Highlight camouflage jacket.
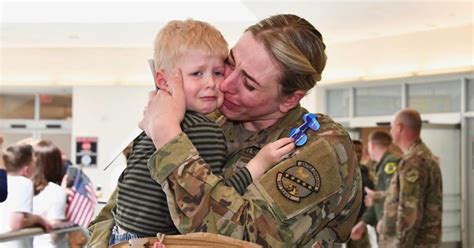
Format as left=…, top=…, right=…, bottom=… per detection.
left=147, top=106, right=362, bottom=247
left=361, top=152, right=399, bottom=226
left=380, top=139, right=442, bottom=247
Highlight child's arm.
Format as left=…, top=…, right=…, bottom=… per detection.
left=246, top=137, right=295, bottom=181
left=10, top=212, right=52, bottom=231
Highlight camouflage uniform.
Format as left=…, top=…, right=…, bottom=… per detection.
left=147, top=106, right=362, bottom=247
left=361, top=152, right=399, bottom=226
left=380, top=139, right=442, bottom=247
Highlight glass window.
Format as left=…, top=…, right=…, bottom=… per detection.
left=468, top=78, right=474, bottom=112
left=0, top=94, right=35, bottom=119
left=326, top=89, right=350, bottom=118
left=355, top=85, right=401, bottom=116
left=468, top=118, right=474, bottom=246
left=39, top=94, right=72, bottom=120
left=408, top=80, right=461, bottom=113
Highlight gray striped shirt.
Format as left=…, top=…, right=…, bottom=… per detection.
left=114, top=111, right=228, bottom=236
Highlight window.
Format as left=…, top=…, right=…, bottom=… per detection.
left=40, top=94, right=72, bottom=120
left=0, top=94, right=35, bottom=119
left=355, top=85, right=401, bottom=116
left=408, top=80, right=461, bottom=113
left=468, top=78, right=474, bottom=112
left=326, top=89, right=350, bottom=118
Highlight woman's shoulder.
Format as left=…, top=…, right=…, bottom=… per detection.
left=312, top=113, right=349, bottom=138
left=43, top=182, right=67, bottom=197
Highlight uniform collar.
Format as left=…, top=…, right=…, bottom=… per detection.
left=223, top=105, right=306, bottom=147
left=406, top=138, right=422, bottom=155
left=376, top=151, right=391, bottom=170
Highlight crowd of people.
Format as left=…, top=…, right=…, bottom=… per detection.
left=0, top=137, right=90, bottom=248
left=0, top=13, right=443, bottom=248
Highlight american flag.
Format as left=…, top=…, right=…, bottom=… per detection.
left=66, top=170, right=97, bottom=227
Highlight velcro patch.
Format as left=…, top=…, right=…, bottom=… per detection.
left=384, top=162, right=397, bottom=175
left=405, top=168, right=419, bottom=183
left=254, top=138, right=343, bottom=220
left=276, top=160, right=321, bottom=202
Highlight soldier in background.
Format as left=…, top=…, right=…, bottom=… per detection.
left=351, top=131, right=399, bottom=243
left=347, top=140, right=374, bottom=248
left=378, top=108, right=442, bottom=247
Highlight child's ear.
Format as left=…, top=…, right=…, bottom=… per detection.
left=155, top=70, right=169, bottom=91
left=20, top=165, right=30, bottom=178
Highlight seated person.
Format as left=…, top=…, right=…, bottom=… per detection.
left=32, top=140, right=69, bottom=248
left=0, top=144, right=51, bottom=248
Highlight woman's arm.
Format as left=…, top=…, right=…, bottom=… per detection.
left=146, top=133, right=359, bottom=247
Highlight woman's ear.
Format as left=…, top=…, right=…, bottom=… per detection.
left=155, top=70, right=169, bottom=91
left=279, top=90, right=306, bottom=113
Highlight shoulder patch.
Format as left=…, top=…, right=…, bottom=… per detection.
left=384, top=162, right=397, bottom=175
left=405, top=168, right=419, bottom=183
left=276, top=160, right=321, bottom=202
left=253, top=138, right=343, bottom=220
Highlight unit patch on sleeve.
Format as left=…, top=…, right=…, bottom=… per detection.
left=384, top=162, right=397, bottom=175
left=276, top=160, right=321, bottom=202
left=405, top=168, right=420, bottom=183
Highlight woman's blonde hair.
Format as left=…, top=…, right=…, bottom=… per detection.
left=246, top=14, right=327, bottom=96
left=153, top=19, right=229, bottom=72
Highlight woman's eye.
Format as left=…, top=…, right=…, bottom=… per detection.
left=243, top=79, right=255, bottom=91
left=191, top=71, right=203, bottom=76
left=225, top=58, right=235, bottom=69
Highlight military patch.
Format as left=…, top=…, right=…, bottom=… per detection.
left=405, top=168, right=419, bottom=183
left=276, top=160, right=321, bottom=202
left=384, top=162, right=397, bottom=175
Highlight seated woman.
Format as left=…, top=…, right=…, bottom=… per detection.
left=32, top=140, right=68, bottom=248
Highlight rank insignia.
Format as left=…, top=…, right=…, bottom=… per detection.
left=384, top=162, right=397, bottom=175
left=405, top=168, right=419, bottom=183
left=276, top=160, right=321, bottom=202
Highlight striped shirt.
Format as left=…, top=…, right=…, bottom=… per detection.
left=114, top=111, right=228, bottom=236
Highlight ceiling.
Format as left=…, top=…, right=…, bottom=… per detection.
left=1, top=0, right=473, bottom=48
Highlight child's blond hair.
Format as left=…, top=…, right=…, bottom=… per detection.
left=153, top=19, right=228, bottom=72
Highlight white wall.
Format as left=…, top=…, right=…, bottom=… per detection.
left=421, top=125, right=462, bottom=242
left=1, top=25, right=472, bottom=88
left=324, top=25, right=473, bottom=82
left=72, top=86, right=150, bottom=199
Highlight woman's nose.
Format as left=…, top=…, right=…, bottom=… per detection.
left=220, top=69, right=239, bottom=94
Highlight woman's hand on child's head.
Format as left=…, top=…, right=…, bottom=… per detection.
left=139, top=69, right=186, bottom=150
left=246, top=137, right=295, bottom=181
